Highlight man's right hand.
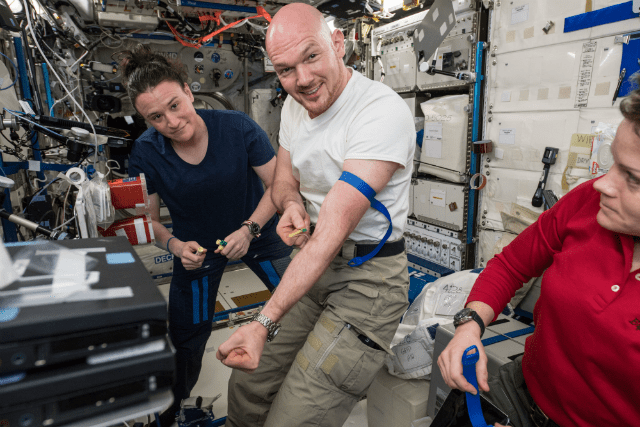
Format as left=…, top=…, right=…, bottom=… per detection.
left=171, top=239, right=206, bottom=270
left=276, top=202, right=311, bottom=248
left=436, top=321, right=490, bottom=395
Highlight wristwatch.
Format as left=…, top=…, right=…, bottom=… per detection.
left=252, top=312, right=281, bottom=342
left=453, top=308, right=485, bottom=338
left=241, top=220, right=261, bottom=238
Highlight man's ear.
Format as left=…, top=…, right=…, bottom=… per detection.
left=331, top=28, right=346, bottom=58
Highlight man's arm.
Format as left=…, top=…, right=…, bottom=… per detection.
left=271, top=146, right=303, bottom=213
left=263, top=158, right=401, bottom=322
left=217, top=158, right=403, bottom=371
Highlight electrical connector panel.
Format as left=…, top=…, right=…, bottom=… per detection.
left=405, top=219, right=464, bottom=272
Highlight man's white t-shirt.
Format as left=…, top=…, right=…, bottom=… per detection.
left=279, top=70, right=416, bottom=243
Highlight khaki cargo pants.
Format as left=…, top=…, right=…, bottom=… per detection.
left=226, top=241, right=409, bottom=427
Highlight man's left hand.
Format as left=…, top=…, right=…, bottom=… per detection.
left=215, top=227, right=253, bottom=260
left=216, top=321, right=268, bottom=373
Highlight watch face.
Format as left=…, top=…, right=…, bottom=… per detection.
left=454, top=308, right=472, bottom=322
left=250, top=223, right=260, bottom=234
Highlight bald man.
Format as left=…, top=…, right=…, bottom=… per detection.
left=217, top=4, right=416, bottom=426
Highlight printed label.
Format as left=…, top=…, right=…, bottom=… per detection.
left=511, top=4, right=529, bottom=25
left=574, top=42, right=597, bottom=108
left=499, top=128, right=516, bottom=145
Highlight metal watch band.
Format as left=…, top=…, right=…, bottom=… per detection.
left=253, top=313, right=280, bottom=342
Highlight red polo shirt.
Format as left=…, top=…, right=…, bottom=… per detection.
left=468, top=179, right=640, bottom=427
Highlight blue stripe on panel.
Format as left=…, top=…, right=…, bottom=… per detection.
left=192, top=279, right=200, bottom=324
left=259, top=261, right=281, bottom=286
left=203, top=276, right=209, bottom=322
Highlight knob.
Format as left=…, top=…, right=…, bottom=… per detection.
left=211, top=69, right=222, bottom=87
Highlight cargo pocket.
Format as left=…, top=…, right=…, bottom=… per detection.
left=318, top=328, right=386, bottom=398
left=371, top=286, right=409, bottom=318
left=342, top=282, right=379, bottom=316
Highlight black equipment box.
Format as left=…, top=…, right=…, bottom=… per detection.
left=0, top=237, right=168, bottom=373
left=0, top=338, right=175, bottom=427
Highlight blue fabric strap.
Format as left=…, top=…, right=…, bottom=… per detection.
left=338, top=171, right=393, bottom=267
left=462, top=345, right=490, bottom=427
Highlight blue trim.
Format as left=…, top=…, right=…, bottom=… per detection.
left=13, top=38, right=32, bottom=108
left=41, top=64, right=54, bottom=113
left=619, top=37, right=640, bottom=98
left=259, top=260, right=281, bottom=287
left=513, top=307, right=534, bottom=320
left=1, top=161, right=88, bottom=176
left=481, top=326, right=535, bottom=346
left=468, top=42, right=486, bottom=245
left=0, top=372, right=25, bottom=385
left=192, top=279, right=200, bottom=324
left=124, top=33, right=231, bottom=45
left=106, top=252, right=135, bottom=264
left=0, top=307, right=19, bottom=322
left=212, top=302, right=264, bottom=323
left=178, top=1, right=257, bottom=13
left=407, top=254, right=455, bottom=277
left=0, top=156, right=18, bottom=242
left=13, top=38, right=46, bottom=187
left=564, top=1, right=637, bottom=33
left=211, top=417, right=227, bottom=426
left=4, top=241, right=46, bottom=246
left=202, top=275, right=209, bottom=322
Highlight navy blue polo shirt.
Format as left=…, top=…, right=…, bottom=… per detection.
left=128, top=109, right=275, bottom=252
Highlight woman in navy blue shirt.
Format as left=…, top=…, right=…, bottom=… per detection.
left=121, top=45, right=292, bottom=427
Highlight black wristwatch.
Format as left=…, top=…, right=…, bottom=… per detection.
left=241, top=220, right=261, bottom=238
left=453, top=308, right=485, bottom=338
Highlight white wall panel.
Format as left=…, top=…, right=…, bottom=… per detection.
left=477, top=229, right=511, bottom=267
left=488, top=36, right=623, bottom=113
left=492, top=0, right=635, bottom=54
left=485, top=111, right=580, bottom=172
left=577, top=108, right=623, bottom=134
left=480, top=168, right=589, bottom=232
left=492, top=0, right=589, bottom=54
left=477, top=0, right=634, bottom=266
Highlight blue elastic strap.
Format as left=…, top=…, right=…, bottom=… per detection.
left=338, top=171, right=393, bottom=267
left=462, top=345, right=490, bottom=427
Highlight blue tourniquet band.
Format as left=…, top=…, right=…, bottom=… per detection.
left=462, top=345, right=490, bottom=427
left=338, top=171, right=393, bottom=267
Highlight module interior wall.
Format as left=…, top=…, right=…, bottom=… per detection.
left=492, top=0, right=637, bottom=55
left=477, top=0, right=632, bottom=254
